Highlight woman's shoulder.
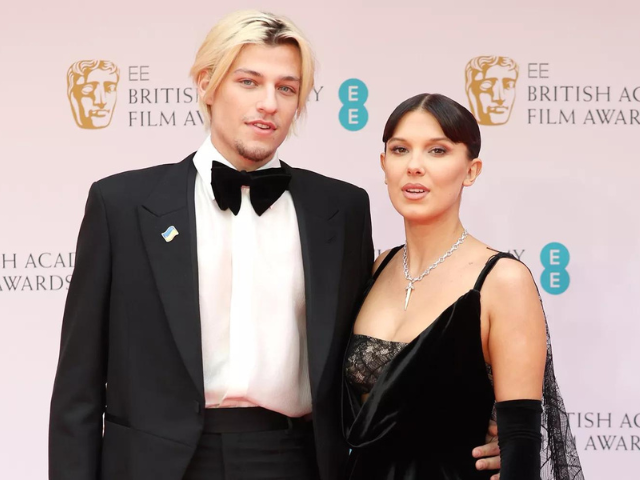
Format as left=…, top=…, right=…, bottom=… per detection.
left=372, top=247, right=402, bottom=275
left=479, top=249, right=543, bottom=326
left=465, top=239, right=537, bottom=296
left=485, top=253, right=534, bottom=290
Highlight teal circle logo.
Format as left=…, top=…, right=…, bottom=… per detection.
left=540, top=242, right=570, bottom=295
left=339, top=78, right=368, bottom=131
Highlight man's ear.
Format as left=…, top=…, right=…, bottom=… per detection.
left=197, top=71, right=212, bottom=105
left=463, top=158, right=482, bottom=186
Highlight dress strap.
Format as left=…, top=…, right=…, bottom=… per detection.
left=372, top=246, right=403, bottom=282
left=473, top=251, right=518, bottom=291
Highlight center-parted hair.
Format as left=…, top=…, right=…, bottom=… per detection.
left=190, top=10, right=315, bottom=127
left=382, top=93, right=481, bottom=159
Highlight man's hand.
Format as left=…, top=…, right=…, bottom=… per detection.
left=472, top=419, right=500, bottom=480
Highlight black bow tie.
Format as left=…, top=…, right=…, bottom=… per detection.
left=210, top=160, right=292, bottom=216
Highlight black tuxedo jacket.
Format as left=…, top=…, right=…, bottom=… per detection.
left=49, top=154, right=374, bottom=480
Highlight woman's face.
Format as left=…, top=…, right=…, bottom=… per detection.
left=381, top=110, right=481, bottom=224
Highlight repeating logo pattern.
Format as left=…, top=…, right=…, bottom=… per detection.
left=540, top=242, right=570, bottom=294
left=465, top=56, right=519, bottom=126
left=339, top=78, right=368, bottom=131
left=67, top=60, right=120, bottom=129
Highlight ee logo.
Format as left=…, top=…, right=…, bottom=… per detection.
left=339, top=79, right=368, bottom=131
left=540, top=242, right=570, bottom=295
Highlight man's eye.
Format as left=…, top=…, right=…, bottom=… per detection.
left=81, top=85, right=95, bottom=95
left=279, top=86, right=296, bottom=94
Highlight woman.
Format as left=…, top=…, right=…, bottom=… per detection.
left=343, top=93, right=583, bottom=480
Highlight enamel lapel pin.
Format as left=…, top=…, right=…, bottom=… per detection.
left=161, top=226, right=179, bottom=242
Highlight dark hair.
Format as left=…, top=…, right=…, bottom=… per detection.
left=382, top=93, right=481, bottom=159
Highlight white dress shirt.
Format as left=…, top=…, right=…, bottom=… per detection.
left=193, top=136, right=312, bottom=417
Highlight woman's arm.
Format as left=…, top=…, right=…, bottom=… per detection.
left=484, top=258, right=547, bottom=480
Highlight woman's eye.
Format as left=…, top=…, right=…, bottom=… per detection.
left=391, top=146, right=408, bottom=154
left=240, top=79, right=255, bottom=86
left=279, top=86, right=296, bottom=94
left=430, top=147, right=447, bottom=155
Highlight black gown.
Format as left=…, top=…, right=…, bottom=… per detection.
left=343, top=248, right=585, bottom=480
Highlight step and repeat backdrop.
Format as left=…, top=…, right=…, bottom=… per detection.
left=1, top=0, right=639, bottom=478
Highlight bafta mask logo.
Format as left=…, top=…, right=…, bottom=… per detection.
left=465, top=56, right=519, bottom=126
left=67, top=60, right=120, bottom=129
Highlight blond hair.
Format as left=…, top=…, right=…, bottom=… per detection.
left=190, top=10, right=315, bottom=127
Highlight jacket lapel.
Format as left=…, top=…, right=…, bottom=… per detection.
left=138, top=155, right=204, bottom=398
left=285, top=163, right=345, bottom=398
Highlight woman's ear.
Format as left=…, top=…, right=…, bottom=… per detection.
left=380, top=152, right=387, bottom=184
left=463, top=158, right=483, bottom=186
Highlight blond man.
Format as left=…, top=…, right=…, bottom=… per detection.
left=49, top=10, right=500, bottom=480
left=50, top=10, right=371, bottom=480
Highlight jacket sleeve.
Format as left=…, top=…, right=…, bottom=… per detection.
left=49, top=182, right=111, bottom=480
left=360, top=189, right=374, bottom=282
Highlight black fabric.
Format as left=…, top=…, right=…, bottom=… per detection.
left=210, top=160, right=292, bottom=216
left=342, top=249, right=584, bottom=480
left=203, top=407, right=311, bottom=434
left=343, top=249, right=497, bottom=480
left=49, top=155, right=375, bottom=480
left=496, top=400, right=543, bottom=480
left=371, top=246, right=403, bottom=281
left=183, top=427, right=320, bottom=480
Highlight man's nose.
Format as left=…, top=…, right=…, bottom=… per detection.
left=257, top=87, right=278, bottom=114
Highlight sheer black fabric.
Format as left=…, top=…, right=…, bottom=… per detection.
left=538, top=304, right=585, bottom=480
left=342, top=249, right=584, bottom=480
left=345, top=335, right=408, bottom=396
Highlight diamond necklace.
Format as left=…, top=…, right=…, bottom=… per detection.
left=402, top=229, right=468, bottom=311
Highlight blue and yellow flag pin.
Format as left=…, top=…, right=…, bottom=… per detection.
left=161, top=226, right=179, bottom=242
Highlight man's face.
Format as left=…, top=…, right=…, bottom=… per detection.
left=468, top=65, right=517, bottom=125
left=203, top=43, right=302, bottom=171
left=72, top=69, right=118, bottom=129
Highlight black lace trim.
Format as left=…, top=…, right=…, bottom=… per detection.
left=345, top=334, right=408, bottom=395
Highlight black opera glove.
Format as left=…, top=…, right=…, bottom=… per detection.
left=496, top=399, right=543, bottom=480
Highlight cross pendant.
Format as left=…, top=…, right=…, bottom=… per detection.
left=404, top=282, right=415, bottom=311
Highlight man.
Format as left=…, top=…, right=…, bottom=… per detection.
left=465, top=55, right=519, bottom=126
left=67, top=60, right=120, bottom=129
left=50, top=10, right=501, bottom=480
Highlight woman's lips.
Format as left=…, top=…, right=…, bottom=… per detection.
left=402, top=183, right=429, bottom=200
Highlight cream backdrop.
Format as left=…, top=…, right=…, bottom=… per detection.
left=1, top=0, right=639, bottom=478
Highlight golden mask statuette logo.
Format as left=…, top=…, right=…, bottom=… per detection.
left=67, top=60, right=120, bottom=129
left=465, top=56, right=519, bottom=126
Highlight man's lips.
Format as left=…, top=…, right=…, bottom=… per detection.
left=402, top=183, right=430, bottom=200
left=247, top=119, right=277, bottom=133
